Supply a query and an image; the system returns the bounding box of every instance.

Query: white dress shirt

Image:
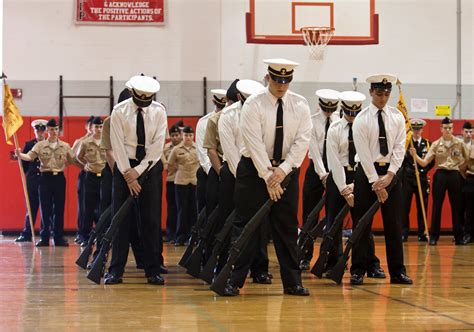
[110,99,167,176]
[196,110,215,174]
[240,88,312,181]
[327,117,353,192]
[218,101,243,177]
[308,109,340,178]
[353,103,406,183]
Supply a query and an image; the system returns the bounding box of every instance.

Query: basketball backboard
[246,0,378,45]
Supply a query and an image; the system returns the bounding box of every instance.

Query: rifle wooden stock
[297,195,326,247]
[329,178,398,284]
[76,206,112,269]
[184,205,220,278]
[199,209,237,284]
[210,169,296,296]
[86,161,153,284]
[178,207,207,267]
[311,204,350,278]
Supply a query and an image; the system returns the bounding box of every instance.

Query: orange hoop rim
[300,26,335,33]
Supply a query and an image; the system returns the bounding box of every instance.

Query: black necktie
[378,109,389,156]
[413,140,419,150]
[348,123,356,168]
[273,98,284,163]
[136,108,146,161]
[322,117,330,170]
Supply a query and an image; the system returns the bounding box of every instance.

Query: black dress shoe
[429,238,437,246]
[367,267,386,279]
[323,269,333,279]
[147,274,165,285]
[104,273,123,285]
[159,265,168,274]
[418,235,428,242]
[350,274,364,285]
[299,260,310,271]
[284,285,310,296]
[390,273,413,285]
[222,282,239,296]
[35,239,49,247]
[15,235,32,242]
[74,235,84,244]
[252,272,272,284]
[54,238,69,247]
[455,238,469,245]
[401,235,408,242]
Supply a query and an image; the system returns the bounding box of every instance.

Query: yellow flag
[2,83,23,145]
[396,85,412,150]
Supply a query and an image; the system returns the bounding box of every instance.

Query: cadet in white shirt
[195,89,226,213]
[220,59,312,297]
[217,79,271,284]
[318,91,384,278]
[106,75,167,286]
[300,89,340,270]
[351,74,412,285]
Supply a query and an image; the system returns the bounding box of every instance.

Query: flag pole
[2,74,36,244]
[397,80,430,241]
[13,134,36,244]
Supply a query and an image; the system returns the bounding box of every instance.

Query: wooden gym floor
[0,236,473,331]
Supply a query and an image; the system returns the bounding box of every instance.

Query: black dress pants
[81,172,102,239]
[39,173,66,241]
[430,169,463,241]
[175,183,197,244]
[229,157,301,289]
[401,170,429,238]
[301,160,325,261]
[196,167,208,214]
[77,170,86,234]
[323,172,380,270]
[96,164,144,265]
[350,165,405,277]
[109,161,163,277]
[217,162,268,274]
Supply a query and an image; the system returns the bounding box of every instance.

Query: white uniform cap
[125,80,132,89]
[210,89,227,98]
[236,79,265,98]
[366,73,397,84]
[129,75,160,98]
[339,91,366,116]
[31,119,48,129]
[339,91,366,107]
[263,58,299,84]
[263,58,299,71]
[315,89,340,103]
[410,118,427,129]
[315,89,340,112]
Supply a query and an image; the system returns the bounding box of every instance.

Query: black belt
[86,171,102,177]
[41,171,64,176]
[344,164,357,172]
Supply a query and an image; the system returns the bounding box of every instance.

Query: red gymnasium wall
[0,116,468,233]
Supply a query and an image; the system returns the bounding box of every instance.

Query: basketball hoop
[301,26,335,61]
